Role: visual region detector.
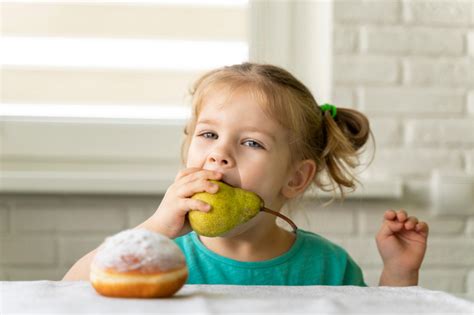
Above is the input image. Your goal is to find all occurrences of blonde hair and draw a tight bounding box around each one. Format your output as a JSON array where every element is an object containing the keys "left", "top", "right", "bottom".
[{"left": 181, "top": 63, "right": 372, "bottom": 198}]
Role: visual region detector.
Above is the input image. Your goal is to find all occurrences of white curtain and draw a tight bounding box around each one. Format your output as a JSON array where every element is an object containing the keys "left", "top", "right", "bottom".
[{"left": 249, "top": 0, "right": 333, "bottom": 103}]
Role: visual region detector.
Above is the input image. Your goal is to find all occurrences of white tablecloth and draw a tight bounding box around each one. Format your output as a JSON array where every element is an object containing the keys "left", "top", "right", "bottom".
[{"left": 1, "top": 281, "right": 473, "bottom": 314}]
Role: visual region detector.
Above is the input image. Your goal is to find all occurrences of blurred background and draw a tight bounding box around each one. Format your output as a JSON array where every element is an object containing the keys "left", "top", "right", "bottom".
[{"left": 1, "top": 0, "right": 473, "bottom": 299}]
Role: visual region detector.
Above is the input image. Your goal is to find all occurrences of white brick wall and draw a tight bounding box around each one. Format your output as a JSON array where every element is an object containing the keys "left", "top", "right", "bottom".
[
  {"left": 468, "top": 31, "right": 474, "bottom": 56},
  {"left": 0, "top": 195, "right": 159, "bottom": 280},
  {"left": 334, "top": 0, "right": 400, "bottom": 23},
  {"left": 419, "top": 269, "right": 467, "bottom": 293},
  {"left": 0, "top": 204, "right": 9, "bottom": 233},
  {"left": 334, "top": 26, "right": 358, "bottom": 54},
  {"left": 363, "top": 26, "right": 465, "bottom": 56},
  {"left": 405, "top": 119, "right": 474, "bottom": 145},
  {"left": 332, "top": 0, "right": 474, "bottom": 296},
  {"left": 11, "top": 201, "right": 127, "bottom": 232},
  {"left": 404, "top": 1, "right": 473, "bottom": 26},
  {"left": 404, "top": 58, "right": 474, "bottom": 87},
  {"left": 1, "top": 235, "right": 56, "bottom": 265},
  {"left": 368, "top": 148, "right": 463, "bottom": 176},
  {"left": 369, "top": 118, "right": 402, "bottom": 145},
  {"left": 468, "top": 91, "right": 474, "bottom": 114},
  {"left": 467, "top": 270, "right": 474, "bottom": 295},
  {"left": 361, "top": 88, "right": 465, "bottom": 115},
  {"left": 334, "top": 56, "right": 400, "bottom": 84},
  {"left": 1, "top": 0, "right": 473, "bottom": 298},
  {"left": 329, "top": 87, "right": 355, "bottom": 108}
]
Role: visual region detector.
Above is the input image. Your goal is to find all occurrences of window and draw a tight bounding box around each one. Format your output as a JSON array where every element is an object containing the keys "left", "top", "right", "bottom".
[
  {"left": 1, "top": 0, "right": 341, "bottom": 195},
  {"left": 0, "top": 0, "right": 248, "bottom": 193}
]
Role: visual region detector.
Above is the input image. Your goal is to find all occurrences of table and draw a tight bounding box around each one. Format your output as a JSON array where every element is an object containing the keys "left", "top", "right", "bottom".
[{"left": 1, "top": 281, "right": 473, "bottom": 314}]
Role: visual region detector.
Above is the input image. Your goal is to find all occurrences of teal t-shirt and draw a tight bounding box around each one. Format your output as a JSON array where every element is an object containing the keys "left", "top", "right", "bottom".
[{"left": 174, "top": 229, "right": 367, "bottom": 286}]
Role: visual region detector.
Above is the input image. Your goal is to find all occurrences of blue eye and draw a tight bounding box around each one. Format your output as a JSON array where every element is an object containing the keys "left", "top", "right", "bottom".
[
  {"left": 243, "top": 140, "right": 264, "bottom": 149},
  {"left": 200, "top": 132, "right": 218, "bottom": 139}
]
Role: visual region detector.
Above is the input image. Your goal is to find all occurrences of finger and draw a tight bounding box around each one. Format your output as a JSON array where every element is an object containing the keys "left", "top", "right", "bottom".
[
  {"left": 396, "top": 209, "right": 408, "bottom": 222},
  {"left": 384, "top": 209, "right": 397, "bottom": 221},
  {"left": 404, "top": 216, "right": 419, "bottom": 230},
  {"left": 175, "top": 178, "right": 220, "bottom": 198},
  {"left": 415, "top": 221, "right": 429, "bottom": 236},
  {"left": 175, "top": 167, "right": 202, "bottom": 181},
  {"left": 378, "top": 220, "right": 404, "bottom": 238},
  {"left": 178, "top": 169, "right": 223, "bottom": 185},
  {"left": 178, "top": 198, "right": 212, "bottom": 216}
]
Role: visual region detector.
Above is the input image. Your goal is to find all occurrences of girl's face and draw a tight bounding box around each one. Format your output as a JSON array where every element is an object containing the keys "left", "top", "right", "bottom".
[{"left": 186, "top": 87, "right": 292, "bottom": 211}]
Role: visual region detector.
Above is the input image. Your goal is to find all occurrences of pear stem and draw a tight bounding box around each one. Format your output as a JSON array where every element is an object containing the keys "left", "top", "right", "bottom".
[{"left": 261, "top": 207, "right": 298, "bottom": 233}]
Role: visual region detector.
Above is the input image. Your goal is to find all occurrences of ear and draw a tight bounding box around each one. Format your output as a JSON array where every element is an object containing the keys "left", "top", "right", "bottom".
[{"left": 281, "top": 159, "right": 317, "bottom": 199}]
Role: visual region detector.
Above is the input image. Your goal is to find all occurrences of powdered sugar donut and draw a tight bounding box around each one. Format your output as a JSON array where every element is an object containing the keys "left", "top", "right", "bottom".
[{"left": 90, "top": 229, "right": 187, "bottom": 298}]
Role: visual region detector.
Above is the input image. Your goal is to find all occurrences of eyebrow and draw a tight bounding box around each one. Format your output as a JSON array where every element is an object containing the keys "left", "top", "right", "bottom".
[{"left": 197, "top": 118, "right": 276, "bottom": 142}]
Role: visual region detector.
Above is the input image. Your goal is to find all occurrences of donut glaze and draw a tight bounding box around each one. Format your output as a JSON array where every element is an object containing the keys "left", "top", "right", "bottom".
[{"left": 90, "top": 229, "right": 188, "bottom": 298}]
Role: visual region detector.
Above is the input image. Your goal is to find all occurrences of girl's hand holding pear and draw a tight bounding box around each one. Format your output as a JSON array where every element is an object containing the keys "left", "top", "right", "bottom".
[{"left": 146, "top": 168, "right": 222, "bottom": 238}]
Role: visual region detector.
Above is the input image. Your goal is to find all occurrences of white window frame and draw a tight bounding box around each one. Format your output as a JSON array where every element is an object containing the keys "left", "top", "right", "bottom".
[{"left": 0, "top": 0, "right": 402, "bottom": 198}]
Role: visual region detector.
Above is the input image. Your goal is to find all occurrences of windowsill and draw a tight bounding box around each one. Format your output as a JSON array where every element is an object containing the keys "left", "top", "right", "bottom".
[
  {"left": 0, "top": 170, "right": 403, "bottom": 199},
  {"left": 0, "top": 116, "right": 403, "bottom": 199}
]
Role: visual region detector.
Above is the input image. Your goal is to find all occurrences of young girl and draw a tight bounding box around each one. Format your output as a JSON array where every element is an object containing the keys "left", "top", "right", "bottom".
[{"left": 64, "top": 63, "right": 429, "bottom": 286}]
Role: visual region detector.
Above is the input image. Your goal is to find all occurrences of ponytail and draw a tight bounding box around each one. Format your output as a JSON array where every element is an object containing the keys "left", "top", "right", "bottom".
[{"left": 316, "top": 108, "right": 372, "bottom": 197}]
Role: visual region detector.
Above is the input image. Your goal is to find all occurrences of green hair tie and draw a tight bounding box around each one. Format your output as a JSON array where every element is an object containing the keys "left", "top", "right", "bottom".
[{"left": 320, "top": 103, "right": 337, "bottom": 118}]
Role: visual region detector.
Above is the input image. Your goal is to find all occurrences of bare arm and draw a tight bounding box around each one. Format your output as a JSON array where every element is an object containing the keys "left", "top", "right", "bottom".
[
  {"left": 62, "top": 168, "right": 219, "bottom": 281},
  {"left": 61, "top": 216, "right": 185, "bottom": 281},
  {"left": 62, "top": 248, "right": 99, "bottom": 281},
  {"left": 63, "top": 219, "right": 158, "bottom": 281}
]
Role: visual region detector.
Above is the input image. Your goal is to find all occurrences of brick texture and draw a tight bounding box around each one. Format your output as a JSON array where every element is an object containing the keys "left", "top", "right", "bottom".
[
  {"left": 0, "top": 204, "right": 9, "bottom": 233},
  {"left": 331, "top": 0, "right": 474, "bottom": 296},
  {"left": 334, "top": 56, "right": 399, "bottom": 84},
  {"left": 404, "top": 58, "right": 474, "bottom": 87},
  {"left": 361, "top": 88, "right": 465, "bottom": 115},
  {"left": 0, "top": 235, "right": 56, "bottom": 265},
  {"left": 418, "top": 269, "right": 468, "bottom": 293},
  {"left": 468, "top": 91, "right": 474, "bottom": 114},
  {"left": 423, "top": 239, "right": 474, "bottom": 266},
  {"left": 6, "top": 267, "right": 68, "bottom": 281},
  {"left": 58, "top": 235, "right": 109, "bottom": 267},
  {"left": 331, "top": 87, "right": 355, "bottom": 108},
  {"left": 469, "top": 32, "right": 474, "bottom": 56},
  {"left": 334, "top": 0, "right": 400, "bottom": 23},
  {"left": 334, "top": 26, "right": 358, "bottom": 54},
  {"left": 364, "top": 27, "right": 464, "bottom": 56},
  {"left": 11, "top": 204, "right": 127, "bottom": 232},
  {"left": 468, "top": 270, "right": 474, "bottom": 293},
  {"left": 466, "top": 217, "right": 474, "bottom": 237},
  {"left": 405, "top": 119, "right": 474, "bottom": 145},
  {"left": 367, "top": 148, "right": 463, "bottom": 177},
  {"left": 404, "top": 0, "right": 473, "bottom": 26},
  {"left": 289, "top": 200, "right": 356, "bottom": 236},
  {"left": 369, "top": 118, "right": 401, "bottom": 145},
  {"left": 126, "top": 199, "right": 158, "bottom": 228}
]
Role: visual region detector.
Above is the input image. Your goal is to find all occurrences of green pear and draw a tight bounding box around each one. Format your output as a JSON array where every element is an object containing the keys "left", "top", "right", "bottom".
[{"left": 188, "top": 180, "right": 264, "bottom": 237}]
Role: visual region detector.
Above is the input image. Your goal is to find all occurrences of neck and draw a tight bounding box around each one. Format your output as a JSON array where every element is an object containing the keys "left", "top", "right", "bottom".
[{"left": 197, "top": 212, "right": 296, "bottom": 262}]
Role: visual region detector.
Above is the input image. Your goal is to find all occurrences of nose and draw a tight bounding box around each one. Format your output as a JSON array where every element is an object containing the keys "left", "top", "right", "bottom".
[{"left": 207, "top": 151, "right": 235, "bottom": 168}]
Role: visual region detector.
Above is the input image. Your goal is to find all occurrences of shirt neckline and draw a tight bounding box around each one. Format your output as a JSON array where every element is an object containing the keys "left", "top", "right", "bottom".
[{"left": 189, "top": 229, "right": 305, "bottom": 269}]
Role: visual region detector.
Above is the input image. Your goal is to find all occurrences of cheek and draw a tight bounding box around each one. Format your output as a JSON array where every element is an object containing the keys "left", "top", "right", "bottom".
[
  {"left": 241, "top": 158, "right": 288, "bottom": 201},
  {"left": 185, "top": 139, "right": 204, "bottom": 167}
]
